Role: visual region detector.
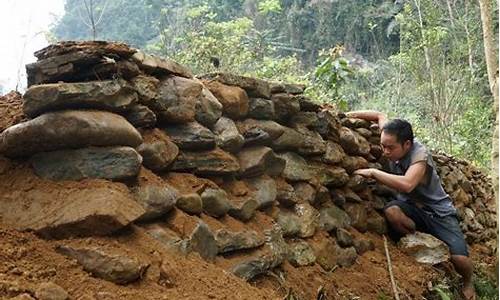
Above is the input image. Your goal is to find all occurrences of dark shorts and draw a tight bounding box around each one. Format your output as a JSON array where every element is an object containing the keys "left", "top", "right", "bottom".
[{"left": 384, "top": 200, "right": 469, "bottom": 256}]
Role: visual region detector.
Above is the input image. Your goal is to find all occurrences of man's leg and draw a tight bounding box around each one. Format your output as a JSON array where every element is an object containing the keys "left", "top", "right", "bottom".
[
  {"left": 384, "top": 206, "right": 417, "bottom": 234},
  {"left": 451, "top": 255, "right": 475, "bottom": 300}
]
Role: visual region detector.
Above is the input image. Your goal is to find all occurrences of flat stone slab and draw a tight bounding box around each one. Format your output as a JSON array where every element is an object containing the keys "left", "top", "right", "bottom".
[
  {"left": 31, "top": 146, "right": 142, "bottom": 181},
  {"left": 237, "top": 146, "right": 285, "bottom": 178},
  {"left": 171, "top": 148, "right": 240, "bottom": 176},
  {"left": 56, "top": 245, "right": 148, "bottom": 284},
  {"left": 23, "top": 80, "right": 138, "bottom": 117},
  {"left": 131, "top": 50, "right": 193, "bottom": 78},
  {"left": 199, "top": 73, "right": 271, "bottom": 99},
  {"left": 0, "top": 184, "right": 145, "bottom": 238},
  {"left": 0, "top": 110, "right": 142, "bottom": 158},
  {"left": 215, "top": 229, "right": 265, "bottom": 254}
]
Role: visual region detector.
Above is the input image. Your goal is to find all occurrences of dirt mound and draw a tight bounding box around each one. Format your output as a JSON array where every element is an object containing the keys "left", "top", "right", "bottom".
[{"left": 0, "top": 91, "right": 27, "bottom": 133}]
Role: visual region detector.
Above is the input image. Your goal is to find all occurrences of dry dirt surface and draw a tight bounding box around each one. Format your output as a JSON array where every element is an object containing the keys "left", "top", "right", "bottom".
[{"left": 0, "top": 91, "right": 27, "bottom": 133}]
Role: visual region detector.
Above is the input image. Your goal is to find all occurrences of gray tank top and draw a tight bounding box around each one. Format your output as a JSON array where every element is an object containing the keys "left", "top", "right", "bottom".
[{"left": 387, "top": 141, "right": 456, "bottom": 216}]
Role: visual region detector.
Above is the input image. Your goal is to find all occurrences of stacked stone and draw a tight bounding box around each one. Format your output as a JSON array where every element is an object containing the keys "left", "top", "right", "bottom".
[
  {"left": 433, "top": 152, "right": 496, "bottom": 249},
  {"left": 0, "top": 41, "right": 495, "bottom": 285}
]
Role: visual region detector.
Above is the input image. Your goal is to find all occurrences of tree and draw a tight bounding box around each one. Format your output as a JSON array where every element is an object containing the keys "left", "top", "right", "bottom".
[{"left": 80, "top": 0, "right": 109, "bottom": 40}]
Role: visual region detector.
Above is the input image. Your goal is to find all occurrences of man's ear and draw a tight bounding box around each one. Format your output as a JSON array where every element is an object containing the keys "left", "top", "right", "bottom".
[{"left": 403, "top": 140, "right": 412, "bottom": 151}]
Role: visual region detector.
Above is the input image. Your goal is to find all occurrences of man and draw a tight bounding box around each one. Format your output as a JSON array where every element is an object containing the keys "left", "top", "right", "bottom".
[{"left": 346, "top": 110, "right": 475, "bottom": 300}]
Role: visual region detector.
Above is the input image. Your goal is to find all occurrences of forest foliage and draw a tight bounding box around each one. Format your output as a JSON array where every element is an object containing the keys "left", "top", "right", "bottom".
[{"left": 51, "top": 0, "right": 498, "bottom": 169}]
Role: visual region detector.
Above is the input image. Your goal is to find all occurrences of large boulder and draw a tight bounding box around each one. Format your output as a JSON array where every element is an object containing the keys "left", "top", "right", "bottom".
[
  {"left": 162, "top": 121, "right": 215, "bottom": 150},
  {"left": 0, "top": 110, "right": 142, "bottom": 158},
  {"left": 171, "top": 148, "right": 240, "bottom": 175},
  {"left": 31, "top": 146, "right": 142, "bottom": 181},
  {"left": 56, "top": 245, "right": 148, "bottom": 284},
  {"left": 23, "top": 80, "right": 138, "bottom": 117}
]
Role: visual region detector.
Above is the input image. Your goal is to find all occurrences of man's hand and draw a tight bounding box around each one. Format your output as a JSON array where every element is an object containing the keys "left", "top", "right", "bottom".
[{"left": 354, "top": 168, "right": 375, "bottom": 178}]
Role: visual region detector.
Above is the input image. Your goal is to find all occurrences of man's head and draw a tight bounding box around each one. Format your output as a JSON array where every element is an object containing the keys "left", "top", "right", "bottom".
[{"left": 381, "top": 119, "right": 414, "bottom": 161}]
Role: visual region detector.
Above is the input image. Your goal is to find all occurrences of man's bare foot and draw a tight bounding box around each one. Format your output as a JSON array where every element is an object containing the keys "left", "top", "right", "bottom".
[{"left": 462, "top": 284, "right": 476, "bottom": 300}]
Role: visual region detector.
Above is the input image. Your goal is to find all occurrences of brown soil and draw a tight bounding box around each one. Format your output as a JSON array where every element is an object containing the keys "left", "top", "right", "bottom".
[{"left": 0, "top": 91, "right": 27, "bottom": 133}]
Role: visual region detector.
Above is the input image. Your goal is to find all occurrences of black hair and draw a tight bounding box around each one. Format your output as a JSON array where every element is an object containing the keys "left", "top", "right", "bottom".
[{"left": 382, "top": 119, "right": 414, "bottom": 144}]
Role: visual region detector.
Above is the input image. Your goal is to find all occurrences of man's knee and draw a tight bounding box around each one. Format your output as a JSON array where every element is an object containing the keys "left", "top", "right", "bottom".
[{"left": 384, "top": 205, "right": 404, "bottom": 223}]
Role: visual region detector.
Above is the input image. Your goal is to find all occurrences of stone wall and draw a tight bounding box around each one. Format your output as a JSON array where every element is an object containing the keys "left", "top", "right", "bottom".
[{"left": 0, "top": 41, "right": 495, "bottom": 284}]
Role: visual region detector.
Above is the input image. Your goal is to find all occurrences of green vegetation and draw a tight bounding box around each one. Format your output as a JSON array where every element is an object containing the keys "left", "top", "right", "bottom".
[{"left": 50, "top": 0, "right": 498, "bottom": 169}]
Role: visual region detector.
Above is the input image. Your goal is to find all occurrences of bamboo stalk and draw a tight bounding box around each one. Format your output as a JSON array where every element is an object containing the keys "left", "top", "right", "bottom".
[{"left": 383, "top": 235, "right": 400, "bottom": 300}]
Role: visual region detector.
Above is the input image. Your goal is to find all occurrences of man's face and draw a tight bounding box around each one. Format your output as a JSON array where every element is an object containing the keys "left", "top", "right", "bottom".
[{"left": 380, "top": 131, "right": 411, "bottom": 161}]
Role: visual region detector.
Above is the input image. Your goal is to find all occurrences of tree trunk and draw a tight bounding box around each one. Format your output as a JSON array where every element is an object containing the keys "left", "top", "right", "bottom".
[{"left": 477, "top": 0, "right": 499, "bottom": 280}]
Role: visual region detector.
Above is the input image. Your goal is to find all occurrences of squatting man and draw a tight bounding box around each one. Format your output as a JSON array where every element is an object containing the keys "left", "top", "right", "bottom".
[{"left": 346, "top": 110, "right": 475, "bottom": 300}]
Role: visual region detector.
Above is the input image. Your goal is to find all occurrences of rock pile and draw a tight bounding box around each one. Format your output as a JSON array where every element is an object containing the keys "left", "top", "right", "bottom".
[{"left": 0, "top": 41, "right": 495, "bottom": 290}]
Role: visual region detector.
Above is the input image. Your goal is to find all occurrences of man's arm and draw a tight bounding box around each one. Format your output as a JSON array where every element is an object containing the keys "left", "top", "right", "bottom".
[
  {"left": 354, "top": 161, "right": 427, "bottom": 193},
  {"left": 346, "top": 110, "right": 387, "bottom": 128}
]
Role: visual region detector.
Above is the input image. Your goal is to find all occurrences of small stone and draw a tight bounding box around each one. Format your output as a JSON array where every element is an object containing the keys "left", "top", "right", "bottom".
[
  {"left": 189, "top": 222, "right": 218, "bottom": 262},
  {"left": 201, "top": 188, "right": 231, "bottom": 218},
  {"left": 35, "top": 282, "right": 69, "bottom": 300},
  {"left": 176, "top": 193, "right": 203, "bottom": 215},
  {"left": 287, "top": 241, "right": 316, "bottom": 267},
  {"left": 336, "top": 228, "right": 354, "bottom": 248}
]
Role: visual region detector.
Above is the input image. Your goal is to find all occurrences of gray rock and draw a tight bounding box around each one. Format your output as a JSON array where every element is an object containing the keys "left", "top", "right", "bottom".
[
  {"left": 276, "top": 211, "right": 301, "bottom": 237},
  {"left": 172, "top": 148, "right": 240, "bottom": 175},
  {"left": 336, "top": 247, "right": 358, "bottom": 267},
  {"left": 269, "top": 82, "right": 305, "bottom": 94},
  {"left": 131, "top": 50, "right": 193, "bottom": 78},
  {"left": 341, "top": 117, "right": 371, "bottom": 129},
  {"left": 189, "top": 222, "right": 218, "bottom": 262},
  {"left": 338, "top": 127, "right": 370, "bottom": 156},
  {"left": 295, "top": 203, "right": 320, "bottom": 238},
  {"left": 130, "top": 75, "right": 160, "bottom": 105},
  {"left": 137, "top": 130, "right": 179, "bottom": 172},
  {"left": 293, "top": 182, "right": 316, "bottom": 204},
  {"left": 0, "top": 110, "right": 142, "bottom": 158},
  {"left": 56, "top": 246, "right": 148, "bottom": 284},
  {"left": 227, "top": 197, "right": 259, "bottom": 221},
  {"left": 144, "top": 224, "right": 190, "bottom": 254},
  {"left": 347, "top": 175, "right": 368, "bottom": 192},
  {"left": 277, "top": 152, "right": 313, "bottom": 182},
  {"left": 195, "top": 84, "right": 223, "bottom": 127},
  {"left": 35, "top": 282, "right": 69, "bottom": 300},
  {"left": 344, "top": 203, "right": 368, "bottom": 232},
  {"left": 215, "top": 229, "right": 265, "bottom": 254},
  {"left": 336, "top": 228, "right": 354, "bottom": 247},
  {"left": 163, "top": 121, "right": 215, "bottom": 150},
  {"left": 343, "top": 188, "right": 363, "bottom": 203},
  {"left": 353, "top": 238, "right": 375, "bottom": 255},
  {"left": 341, "top": 156, "right": 369, "bottom": 174},
  {"left": 176, "top": 193, "right": 203, "bottom": 215},
  {"left": 309, "top": 164, "right": 349, "bottom": 187},
  {"left": 230, "top": 226, "right": 287, "bottom": 280},
  {"left": 237, "top": 146, "right": 285, "bottom": 178},
  {"left": 271, "top": 93, "right": 300, "bottom": 121},
  {"left": 236, "top": 119, "right": 285, "bottom": 146},
  {"left": 153, "top": 76, "right": 201, "bottom": 123},
  {"left": 133, "top": 183, "right": 179, "bottom": 221},
  {"left": 275, "top": 178, "right": 299, "bottom": 207},
  {"left": 245, "top": 176, "right": 277, "bottom": 209},
  {"left": 23, "top": 79, "right": 138, "bottom": 118},
  {"left": 248, "top": 98, "right": 275, "bottom": 120},
  {"left": 297, "top": 95, "right": 322, "bottom": 112},
  {"left": 330, "top": 189, "right": 347, "bottom": 207},
  {"left": 315, "top": 186, "right": 332, "bottom": 206},
  {"left": 287, "top": 241, "right": 316, "bottom": 267},
  {"left": 319, "top": 205, "right": 351, "bottom": 232},
  {"left": 201, "top": 188, "right": 231, "bottom": 218},
  {"left": 399, "top": 232, "right": 450, "bottom": 265},
  {"left": 367, "top": 211, "right": 388, "bottom": 234},
  {"left": 289, "top": 111, "right": 320, "bottom": 129},
  {"left": 125, "top": 104, "right": 157, "bottom": 128},
  {"left": 212, "top": 117, "right": 244, "bottom": 153},
  {"left": 271, "top": 127, "right": 326, "bottom": 156},
  {"left": 31, "top": 146, "right": 142, "bottom": 181},
  {"left": 199, "top": 73, "right": 271, "bottom": 99}
]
